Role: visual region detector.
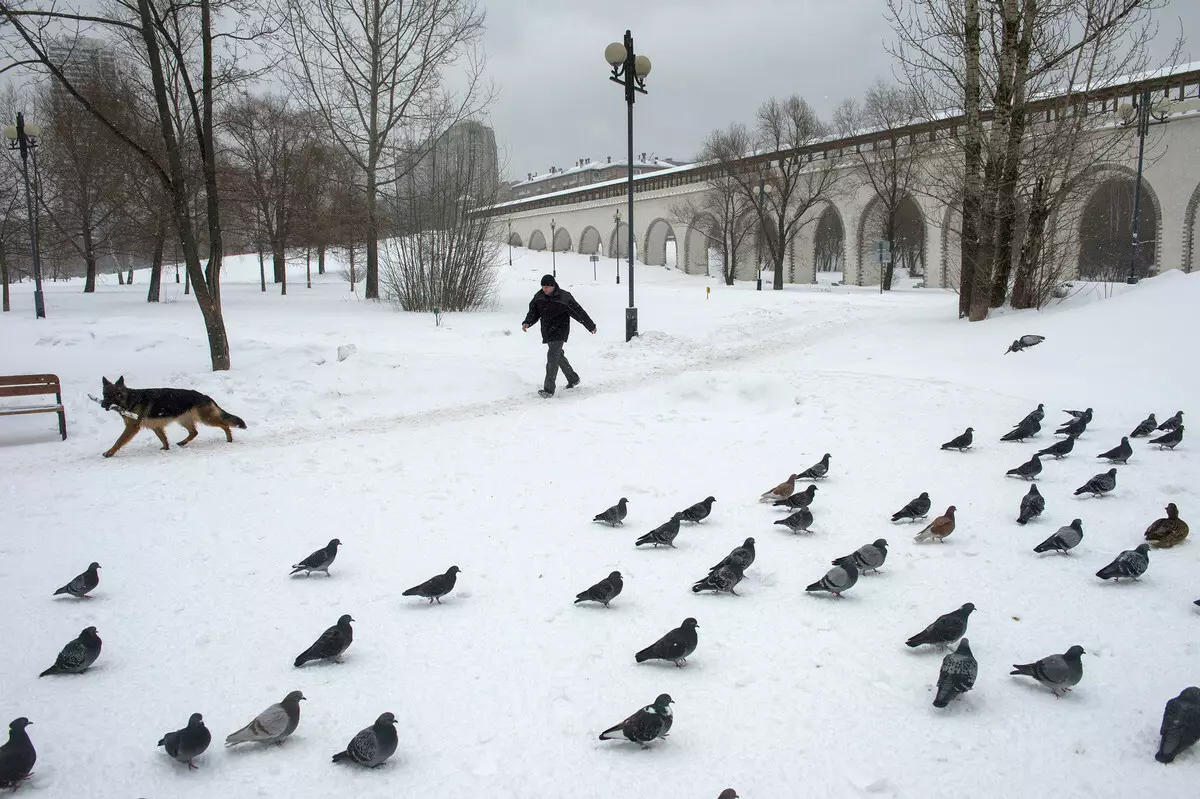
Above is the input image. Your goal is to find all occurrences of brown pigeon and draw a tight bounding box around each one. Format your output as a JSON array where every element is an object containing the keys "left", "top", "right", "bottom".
[
  {"left": 760, "top": 474, "right": 799, "bottom": 502},
  {"left": 1145, "top": 503, "right": 1189, "bottom": 549},
  {"left": 914, "top": 506, "right": 956, "bottom": 543}
]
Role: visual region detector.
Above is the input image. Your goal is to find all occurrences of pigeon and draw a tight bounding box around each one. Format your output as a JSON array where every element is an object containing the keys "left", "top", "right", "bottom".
[
  {"left": 797, "top": 453, "right": 831, "bottom": 480},
  {"left": 1019, "top": 403, "right": 1046, "bottom": 427},
  {"left": 158, "top": 713, "right": 211, "bottom": 770},
  {"left": 1006, "top": 334, "right": 1045, "bottom": 353},
  {"left": 1010, "top": 645, "right": 1085, "bottom": 696},
  {"left": 710, "top": 537, "right": 756, "bottom": 574},
  {"left": 1001, "top": 417, "right": 1040, "bottom": 442},
  {"left": 1097, "top": 436, "right": 1133, "bottom": 464},
  {"left": 1150, "top": 425, "right": 1184, "bottom": 450},
  {"left": 574, "top": 571, "right": 624, "bottom": 607},
  {"left": 635, "top": 618, "right": 699, "bottom": 667},
  {"left": 1062, "top": 408, "right": 1093, "bottom": 422},
  {"left": 1035, "top": 433, "right": 1076, "bottom": 459},
  {"left": 692, "top": 563, "right": 745, "bottom": 595},
  {"left": 941, "top": 427, "right": 974, "bottom": 451},
  {"left": 760, "top": 474, "right": 799, "bottom": 502},
  {"left": 593, "top": 498, "right": 629, "bottom": 527},
  {"left": 932, "top": 638, "right": 978, "bottom": 708},
  {"left": 805, "top": 555, "right": 858, "bottom": 597},
  {"left": 1034, "top": 519, "right": 1084, "bottom": 555},
  {"left": 39, "top": 626, "right": 102, "bottom": 677},
  {"left": 1016, "top": 484, "right": 1045, "bottom": 525},
  {"left": 718, "top": 791, "right": 740, "bottom": 799},
  {"left": 1130, "top": 413, "right": 1158, "bottom": 437},
  {"left": 1073, "top": 468, "right": 1116, "bottom": 497},
  {"left": 679, "top": 496, "right": 716, "bottom": 523},
  {"left": 846, "top": 539, "right": 888, "bottom": 574},
  {"left": 914, "top": 506, "right": 956, "bottom": 543},
  {"left": 1095, "top": 543, "right": 1150, "bottom": 582},
  {"left": 53, "top": 561, "right": 101, "bottom": 599},
  {"left": 598, "top": 694, "right": 673, "bottom": 747},
  {"left": 635, "top": 513, "right": 685, "bottom": 548},
  {"left": 1156, "top": 687, "right": 1200, "bottom": 764},
  {"left": 773, "top": 484, "right": 817, "bottom": 509},
  {"left": 225, "top": 691, "right": 305, "bottom": 746},
  {"left": 1056, "top": 416, "right": 1089, "bottom": 438},
  {"left": 905, "top": 603, "right": 975, "bottom": 648},
  {"left": 402, "top": 566, "right": 460, "bottom": 604},
  {"left": 294, "top": 614, "right": 355, "bottom": 667},
  {"left": 891, "top": 492, "right": 931, "bottom": 523},
  {"left": 1145, "top": 503, "right": 1189, "bottom": 548},
  {"left": 1158, "top": 411, "right": 1184, "bottom": 432},
  {"left": 0, "top": 718, "right": 35, "bottom": 790},
  {"left": 774, "top": 508, "right": 814, "bottom": 534},
  {"left": 1006, "top": 453, "right": 1042, "bottom": 480},
  {"left": 332, "top": 712, "right": 399, "bottom": 768},
  {"left": 291, "top": 538, "right": 342, "bottom": 576}
]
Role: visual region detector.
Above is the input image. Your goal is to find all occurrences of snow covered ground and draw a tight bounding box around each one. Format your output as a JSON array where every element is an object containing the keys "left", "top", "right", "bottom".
[{"left": 1, "top": 247, "right": 1197, "bottom": 798}]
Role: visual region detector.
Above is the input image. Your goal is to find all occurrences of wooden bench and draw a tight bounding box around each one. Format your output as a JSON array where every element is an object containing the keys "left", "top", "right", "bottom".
[{"left": 0, "top": 374, "right": 67, "bottom": 440}]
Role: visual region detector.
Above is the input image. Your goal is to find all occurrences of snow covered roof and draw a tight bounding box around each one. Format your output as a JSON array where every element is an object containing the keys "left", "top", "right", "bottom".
[{"left": 511, "top": 157, "right": 684, "bottom": 188}]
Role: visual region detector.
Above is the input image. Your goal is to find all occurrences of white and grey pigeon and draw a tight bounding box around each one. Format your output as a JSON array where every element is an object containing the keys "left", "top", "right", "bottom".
[
  {"left": 1073, "top": 468, "right": 1117, "bottom": 497},
  {"left": 846, "top": 539, "right": 888, "bottom": 574},
  {"left": 1010, "top": 645, "right": 1085, "bottom": 696},
  {"left": 906, "top": 603, "right": 975, "bottom": 648},
  {"left": 294, "top": 614, "right": 354, "bottom": 667},
  {"left": 1019, "top": 403, "right": 1046, "bottom": 427},
  {"left": 679, "top": 496, "right": 716, "bottom": 523},
  {"left": 635, "top": 618, "right": 699, "bottom": 667},
  {"left": 891, "top": 492, "right": 931, "bottom": 523},
  {"left": 158, "top": 713, "right": 211, "bottom": 770},
  {"left": 594, "top": 498, "right": 629, "bottom": 527},
  {"left": 1033, "top": 519, "right": 1083, "bottom": 555},
  {"left": 598, "top": 694, "right": 673, "bottom": 747},
  {"left": 1095, "top": 543, "right": 1150, "bottom": 582},
  {"left": 1156, "top": 687, "right": 1200, "bottom": 764},
  {"left": 53, "top": 562, "right": 101, "bottom": 599},
  {"left": 1130, "top": 413, "right": 1158, "bottom": 437},
  {"left": 710, "top": 537, "right": 756, "bottom": 574},
  {"left": 402, "top": 566, "right": 461, "bottom": 604},
  {"left": 1016, "top": 484, "right": 1045, "bottom": 525},
  {"left": 692, "top": 562, "right": 745, "bottom": 595},
  {"left": 1006, "top": 453, "right": 1042, "bottom": 480},
  {"left": 797, "top": 453, "right": 831, "bottom": 480},
  {"left": 225, "top": 691, "right": 305, "bottom": 746},
  {"left": 1097, "top": 436, "right": 1133, "bottom": 464},
  {"left": 932, "top": 638, "right": 978, "bottom": 709},
  {"left": 773, "top": 484, "right": 818, "bottom": 510},
  {"left": 332, "top": 712, "right": 399, "bottom": 768},
  {"left": 1150, "top": 425, "right": 1184, "bottom": 450},
  {"left": 941, "top": 427, "right": 974, "bottom": 451},
  {"left": 635, "top": 513, "right": 685, "bottom": 548},
  {"left": 39, "top": 626, "right": 102, "bottom": 677},
  {"left": 1062, "top": 407, "right": 1093, "bottom": 423},
  {"left": 805, "top": 555, "right": 858, "bottom": 597},
  {"left": 1006, "top": 334, "right": 1045, "bottom": 353},
  {"left": 1157, "top": 411, "right": 1184, "bottom": 432},
  {"left": 1035, "top": 433, "right": 1076, "bottom": 459},
  {"left": 291, "top": 538, "right": 342, "bottom": 576},
  {"left": 574, "top": 571, "right": 623, "bottom": 608},
  {"left": 774, "top": 508, "right": 814, "bottom": 534},
  {"left": 0, "top": 718, "right": 35, "bottom": 791}
]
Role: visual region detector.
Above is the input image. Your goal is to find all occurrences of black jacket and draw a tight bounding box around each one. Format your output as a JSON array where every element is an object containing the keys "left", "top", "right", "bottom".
[{"left": 523, "top": 286, "right": 595, "bottom": 343}]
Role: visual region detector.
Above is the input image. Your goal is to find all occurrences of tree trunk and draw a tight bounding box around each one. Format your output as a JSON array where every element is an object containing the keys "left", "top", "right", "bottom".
[
  {"left": 278, "top": 243, "right": 287, "bottom": 296},
  {"left": 883, "top": 213, "right": 897, "bottom": 291},
  {"left": 1, "top": 251, "right": 9, "bottom": 312},
  {"left": 117, "top": 266, "right": 125, "bottom": 285},
  {"left": 349, "top": 244, "right": 357, "bottom": 291},
  {"left": 272, "top": 245, "right": 284, "bottom": 283},
  {"left": 83, "top": 226, "right": 98, "bottom": 292},
  {"left": 258, "top": 246, "right": 266, "bottom": 291},
  {"left": 960, "top": 0, "right": 982, "bottom": 318},
  {"left": 1011, "top": 178, "right": 1049, "bottom": 309},
  {"left": 365, "top": 165, "right": 379, "bottom": 299},
  {"left": 317, "top": 244, "right": 326, "bottom": 274},
  {"left": 147, "top": 220, "right": 164, "bottom": 303},
  {"left": 306, "top": 245, "right": 312, "bottom": 289}
]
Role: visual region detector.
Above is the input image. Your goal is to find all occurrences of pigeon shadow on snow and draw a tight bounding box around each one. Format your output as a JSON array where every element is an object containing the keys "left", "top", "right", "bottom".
[{"left": 223, "top": 735, "right": 302, "bottom": 757}]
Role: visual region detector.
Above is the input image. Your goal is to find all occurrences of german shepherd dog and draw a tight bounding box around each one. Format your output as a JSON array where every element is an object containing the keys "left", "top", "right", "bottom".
[{"left": 99, "top": 376, "right": 247, "bottom": 458}]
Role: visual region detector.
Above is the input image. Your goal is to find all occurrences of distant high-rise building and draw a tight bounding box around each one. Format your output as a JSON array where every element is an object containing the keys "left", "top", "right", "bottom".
[
  {"left": 47, "top": 36, "right": 120, "bottom": 85},
  {"left": 434, "top": 120, "right": 499, "bottom": 197}
]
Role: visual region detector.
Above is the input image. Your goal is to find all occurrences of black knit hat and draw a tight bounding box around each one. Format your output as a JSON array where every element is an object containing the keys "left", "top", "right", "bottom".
[{"left": 540, "top": 274, "right": 557, "bottom": 287}]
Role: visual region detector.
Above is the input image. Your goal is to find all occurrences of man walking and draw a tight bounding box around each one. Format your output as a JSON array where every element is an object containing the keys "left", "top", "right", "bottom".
[{"left": 522, "top": 274, "right": 596, "bottom": 398}]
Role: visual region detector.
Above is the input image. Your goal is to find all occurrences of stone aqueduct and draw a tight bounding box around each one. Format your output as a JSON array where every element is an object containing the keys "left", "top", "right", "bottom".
[{"left": 488, "top": 66, "right": 1200, "bottom": 288}]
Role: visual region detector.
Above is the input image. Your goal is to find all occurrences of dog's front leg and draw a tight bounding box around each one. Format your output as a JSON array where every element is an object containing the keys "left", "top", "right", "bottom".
[{"left": 102, "top": 419, "right": 141, "bottom": 458}]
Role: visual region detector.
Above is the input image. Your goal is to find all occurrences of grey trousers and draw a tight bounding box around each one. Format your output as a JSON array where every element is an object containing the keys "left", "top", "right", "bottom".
[{"left": 545, "top": 340, "right": 579, "bottom": 393}]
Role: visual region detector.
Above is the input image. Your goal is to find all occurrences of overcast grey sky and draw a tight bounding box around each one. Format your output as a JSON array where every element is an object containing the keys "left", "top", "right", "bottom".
[{"left": 481, "top": 0, "right": 1200, "bottom": 181}]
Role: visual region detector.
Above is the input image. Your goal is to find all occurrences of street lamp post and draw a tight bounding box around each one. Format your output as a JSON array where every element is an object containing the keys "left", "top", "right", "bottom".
[
  {"left": 605, "top": 30, "right": 651, "bottom": 342},
  {"left": 507, "top": 219, "right": 513, "bottom": 266},
  {"left": 613, "top": 209, "right": 621, "bottom": 284},
  {"left": 756, "top": 178, "right": 773, "bottom": 291},
  {"left": 1122, "top": 90, "right": 1171, "bottom": 285},
  {"left": 3, "top": 113, "right": 46, "bottom": 318},
  {"left": 550, "top": 218, "right": 557, "bottom": 278}
]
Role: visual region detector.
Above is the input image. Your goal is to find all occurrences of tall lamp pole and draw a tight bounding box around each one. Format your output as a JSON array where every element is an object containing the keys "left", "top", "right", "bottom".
[
  {"left": 756, "top": 178, "right": 772, "bottom": 291},
  {"left": 550, "top": 218, "right": 557, "bottom": 277},
  {"left": 1123, "top": 90, "right": 1172, "bottom": 285},
  {"left": 4, "top": 113, "right": 46, "bottom": 318},
  {"left": 605, "top": 31, "right": 651, "bottom": 342},
  {"left": 613, "top": 209, "right": 621, "bottom": 284}
]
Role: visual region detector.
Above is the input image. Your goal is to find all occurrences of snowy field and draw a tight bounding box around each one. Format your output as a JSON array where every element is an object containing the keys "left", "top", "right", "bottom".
[{"left": 0, "top": 247, "right": 1197, "bottom": 798}]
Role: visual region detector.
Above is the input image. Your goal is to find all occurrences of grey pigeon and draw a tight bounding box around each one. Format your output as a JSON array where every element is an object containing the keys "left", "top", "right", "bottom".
[
  {"left": 773, "top": 484, "right": 817, "bottom": 510},
  {"left": 1019, "top": 403, "right": 1046, "bottom": 427},
  {"left": 1006, "top": 453, "right": 1042, "bottom": 480},
  {"left": 906, "top": 603, "right": 975, "bottom": 648},
  {"left": 1016, "top": 484, "right": 1045, "bottom": 525},
  {"left": 1001, "top": 417, "right": 1040, "bottom": 442},
  {"left": 891, "top": 492, "right": 931, "bottom": 523},
  {"left": 598, "top": 693, "right": 673, "bottom": 747},
  {"left": 774, "top": 508, "right": 814, "bottom": 534},
  {"left": 932, "top": 638, "right": 978, "bottom": 708},
  {"left": 1056, "top": 415, "right": 1089, "bottom": 438},
  {"left": 1062, "top": 408, "right": 1093, "bottom": 422},
  {"left": 402, "top": 566, "right": 460, "bottom": 604},
  {"left": 39, "top": 626, "right": 102, "bottom": 677},
  {"left": 1033, "top": 519, "right": 1083, "bottom": 554},
  {"left": 1150, "top": 425, "right": 1184, "bottom": 450},
  {"left": 594, "top": 498, "right": 629, "bottom": 527},
  {"left": 710, "top": 537, "right": 756, "bottom": 573},
  {"left": 1097, "top": 436, "right": 1133, "bottom": 464},
  {"left": 797, "top": 453, "right": 831, "bottom": 479},
  {"left": 291, "top": 538, "right": 341, "bottom": 576},
  {"left": 635, "top": 618, "right": 699, "bottom": 667},
  {"left": 332, "top": 712, "right": 399, "bottom": 768},
  {"left": 1157, "top": 687, "right": 1200, "bottom": 764},
  {"left": 0, "top": 718, "right": 35, "bottom": 790},
  {"left": 1095, "top": 543, "right": 1150, "bottom": 582},
  {"left": 635, "top": 513, "right": 685, "bottom": 548},
  {"left": 1010, "top": 645, "right": 1085, "bottom": 696},
  {"left": 1073, "top": 468, "right": 1116, "bottom": 497},
  {"left": 574, "top": 571, "right": 623, "bottom": 608},
  {"left": 53, "top": 562, "right": 101, "bottom": 599},
  {"left": 846, "top": 539, "right": 888, "bottom": 574},
  {"left": 1035, "top": 433, "right": 1076, "bottom": 459},
  {"left": 692, "top": 563, "right": 744, "bottom": 595},
  {"left": 225, "top": 691, "right": 305, "bottom": 746},
  {"left": 805, "top": 555, "right": 858, "bottom": 597},
  {"left": 941, "top": 427, "right": 974, "bottom": 451},
  {"left": 295, "top": 614, "right": 354, "bottom": 667},
  {"left": 1006, "top": 334, "right": 1045, "bottom": 353},
  {"left": 1130, "top": 413, "right": 1158, "bottom": 437},
  {"left": 158, "top": 713, "right": 211, "bottom": 770},
  {"left": 679, "top": 496, "right": 716, "bottom": 523},
  {"left": 1158, "top": 411, "right": 1183, "bottom": 431}
]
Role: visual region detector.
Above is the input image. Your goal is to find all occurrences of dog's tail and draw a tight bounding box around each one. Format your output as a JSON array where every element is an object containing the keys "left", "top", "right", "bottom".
[{"left": 216, "top": 405, "right": 247, "bottom": 429}]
